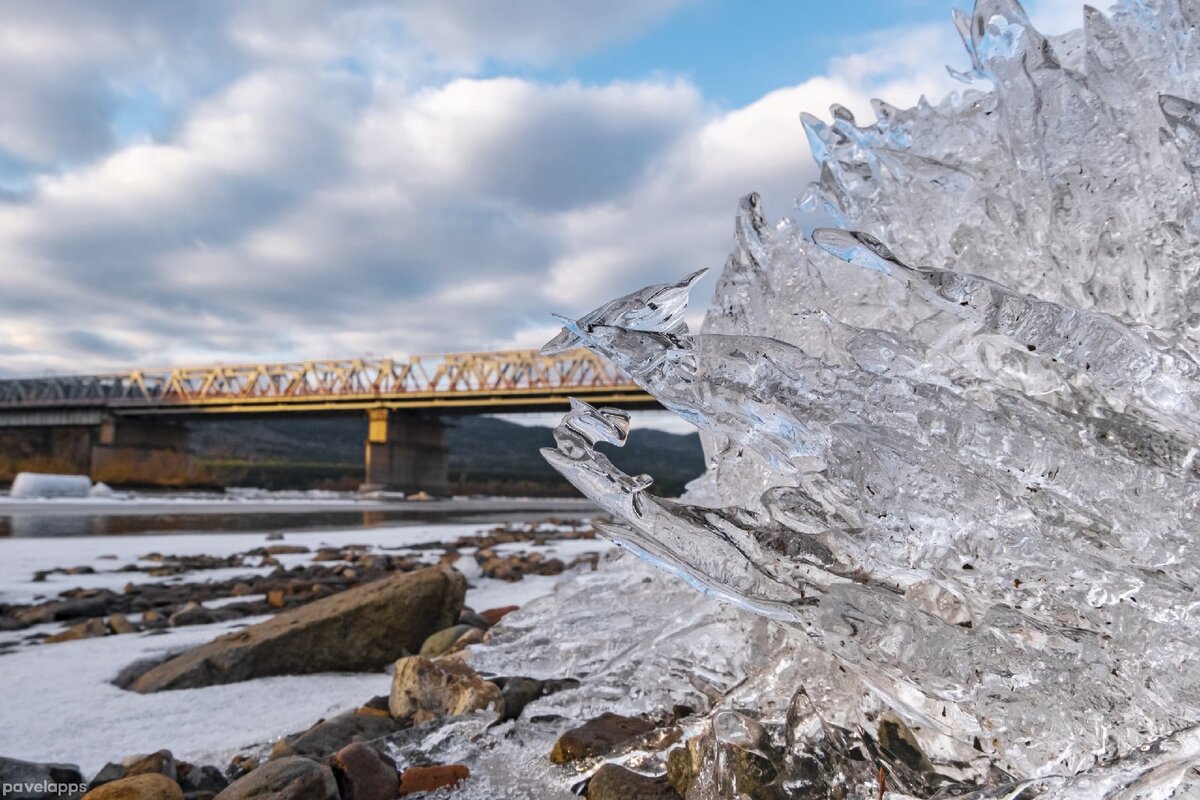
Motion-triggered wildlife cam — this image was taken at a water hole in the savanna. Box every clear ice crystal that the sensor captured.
[542,0,1200,795]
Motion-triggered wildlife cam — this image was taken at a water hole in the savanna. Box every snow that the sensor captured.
[9,473,93,499]
[0,520,614,775]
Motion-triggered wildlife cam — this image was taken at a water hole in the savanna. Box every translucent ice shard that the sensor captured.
[542,0,1200,795]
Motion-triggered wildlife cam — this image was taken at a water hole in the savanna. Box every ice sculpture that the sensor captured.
[542,0,1200,795]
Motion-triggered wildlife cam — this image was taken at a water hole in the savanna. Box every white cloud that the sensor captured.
[0,0,1091,378]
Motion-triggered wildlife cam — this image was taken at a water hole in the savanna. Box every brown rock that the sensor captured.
[82,773,182,800]
[261,545,310,556]
[266,590,286,610]
[327,743,397,800]
[45,617,108,643]
[214,757,336,800]
[122,751,176,781]
[479,605,519,625]
[229,583,255,598]
[397,765,468,796]
[586,764,680,800]
[131,567,465,692]
[550,713,657,764]
[389,656,502,723]
[108,613,139,635]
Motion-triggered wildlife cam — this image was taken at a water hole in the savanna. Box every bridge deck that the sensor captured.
[0,349,656,419]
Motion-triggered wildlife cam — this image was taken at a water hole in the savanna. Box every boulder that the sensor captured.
[389,656,502,724]
[270,711,403,760]
[397,765,468,796]
[108,614,139,635]
[327,743,397,800]
[0,757,86,800]
[214,758,336,800]
[550,713,657,764]
[81,774,182,800]
[586,764,680,800]
[131,567,465,692]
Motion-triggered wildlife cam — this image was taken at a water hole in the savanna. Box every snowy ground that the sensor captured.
[0,520,613,776]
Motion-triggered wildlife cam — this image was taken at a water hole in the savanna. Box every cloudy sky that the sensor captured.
[0,0,1084,378]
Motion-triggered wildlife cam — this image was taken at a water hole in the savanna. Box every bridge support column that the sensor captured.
[361,409,449,496]
[90,415,195,487]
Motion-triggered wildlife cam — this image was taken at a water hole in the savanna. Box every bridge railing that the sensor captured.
[0,349,637,409]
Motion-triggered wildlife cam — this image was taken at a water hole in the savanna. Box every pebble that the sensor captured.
[397,765,468,796]
[550,713,657,764]
[417,624,473,657]
[326,743,397,800]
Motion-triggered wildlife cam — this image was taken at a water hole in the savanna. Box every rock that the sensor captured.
[121,752,176,781]
[44,617,108,643]
[355,696,391,717]
[108,613,139,635]
[141,610,168,629]
[397,765,468,796]
[132,566,465,692]
[550,713,657,764]
[178,765,227,799]
[499,677,544,721]
[417,624,472,657]
[388,656,503,724]
[81,774,182,800]
[443,627,485,655]
[0,756,86,799]
[586,764,680,800]
[665,748,693,797]
[271,711,403,760]
[458,608,490,630]
[13,592,116,626]
[90,763,128,789]
[223,758,257,783]
[229,583,255,598]
[878,711,934,774]
[260,545,310,556]
[213,757,336,800]
[168,602,215,627]
[479,605,518,625]
[327,743,397,800]
[266,590,286,610]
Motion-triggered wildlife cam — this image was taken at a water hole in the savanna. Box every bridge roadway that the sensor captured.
[0,349,658,493]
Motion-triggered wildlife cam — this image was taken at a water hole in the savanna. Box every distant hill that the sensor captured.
[187,414,705,496]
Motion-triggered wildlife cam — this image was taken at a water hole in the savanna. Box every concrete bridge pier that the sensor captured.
[90,415,195,486]
[362,409,449,496]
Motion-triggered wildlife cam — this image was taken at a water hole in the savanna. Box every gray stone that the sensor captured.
[271,712,403,760]
[213,758,337,800]
[168,603,215,627]
[499,677,544,721]
[0,757,86,800]
[132,567,465,692]
[178,765,228,799]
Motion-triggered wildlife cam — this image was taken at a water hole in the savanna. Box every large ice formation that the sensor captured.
[543,0,1200,796]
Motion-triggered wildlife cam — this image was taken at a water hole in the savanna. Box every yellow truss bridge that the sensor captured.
[0,349,657,416]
